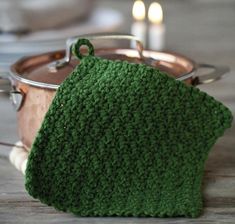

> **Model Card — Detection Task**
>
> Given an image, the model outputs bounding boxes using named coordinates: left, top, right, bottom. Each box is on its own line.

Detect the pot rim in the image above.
left=9, top=48, right=197, bottom=90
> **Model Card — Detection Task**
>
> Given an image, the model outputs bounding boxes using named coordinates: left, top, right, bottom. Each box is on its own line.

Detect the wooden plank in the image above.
left=1, top=151, right=235, bottom=223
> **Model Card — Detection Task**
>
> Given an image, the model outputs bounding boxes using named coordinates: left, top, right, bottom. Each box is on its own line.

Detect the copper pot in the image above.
left=0, top=34, right=230, bottom=151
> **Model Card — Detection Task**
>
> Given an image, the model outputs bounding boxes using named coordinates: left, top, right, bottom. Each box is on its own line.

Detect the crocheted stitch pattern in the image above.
left=25, top=56, right=232, bottom=218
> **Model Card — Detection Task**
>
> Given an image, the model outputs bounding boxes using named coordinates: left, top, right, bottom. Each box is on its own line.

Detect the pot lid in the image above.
left=10, top=48, right=196, bottom=89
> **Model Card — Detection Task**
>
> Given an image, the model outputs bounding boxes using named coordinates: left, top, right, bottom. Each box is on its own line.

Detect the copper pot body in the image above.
left=16, top=82, right=55, bottom=150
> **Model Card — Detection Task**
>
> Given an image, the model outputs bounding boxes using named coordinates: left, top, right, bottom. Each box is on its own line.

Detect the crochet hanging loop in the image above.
left=72, top=39, right=95, bottom=60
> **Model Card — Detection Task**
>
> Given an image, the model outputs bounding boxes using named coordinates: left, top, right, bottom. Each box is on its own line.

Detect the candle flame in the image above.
left=132, top=0, right=146, bottom=21
left=148, top=2, right=163, bottom=24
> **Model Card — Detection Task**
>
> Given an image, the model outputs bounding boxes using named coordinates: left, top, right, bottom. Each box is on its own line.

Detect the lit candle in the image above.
left=131, top=0, right=147, bottom=47
left=148, top=2, right=165, bottom=51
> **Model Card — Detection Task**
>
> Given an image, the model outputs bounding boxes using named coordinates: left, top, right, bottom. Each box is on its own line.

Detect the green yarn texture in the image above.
left=25, top=54, right=232, bottom=218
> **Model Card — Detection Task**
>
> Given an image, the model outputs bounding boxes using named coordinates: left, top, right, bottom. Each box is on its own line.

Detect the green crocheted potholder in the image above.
left=25, top=39, right=232, bottom=218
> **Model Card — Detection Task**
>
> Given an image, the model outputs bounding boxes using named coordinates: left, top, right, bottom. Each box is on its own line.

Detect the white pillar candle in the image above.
left=15, top=151, right=28, bottom=171
left=148, top=2, right=166, bottom=51
left=9, top=142, right=28, bottom=174
left=21, top=159, right=28, bottom=175
left=131, top=0, right=147, bottom=47
left=9, top=141, right=24, bottom=165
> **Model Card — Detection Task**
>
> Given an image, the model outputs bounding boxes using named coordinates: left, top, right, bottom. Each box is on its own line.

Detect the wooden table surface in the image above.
left=1, top=0, right=235, bottom=223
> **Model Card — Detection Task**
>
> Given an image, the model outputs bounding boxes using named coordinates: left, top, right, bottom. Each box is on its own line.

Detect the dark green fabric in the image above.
left=25, top=43, right=232, bottom=217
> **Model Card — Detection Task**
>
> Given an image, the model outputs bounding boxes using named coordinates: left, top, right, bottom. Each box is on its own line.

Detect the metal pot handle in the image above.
left=0, top=74, right=23, bottom=111
left=49, top=33, right=144, bottom=70
left=193, top=64, right=230, bottom=86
